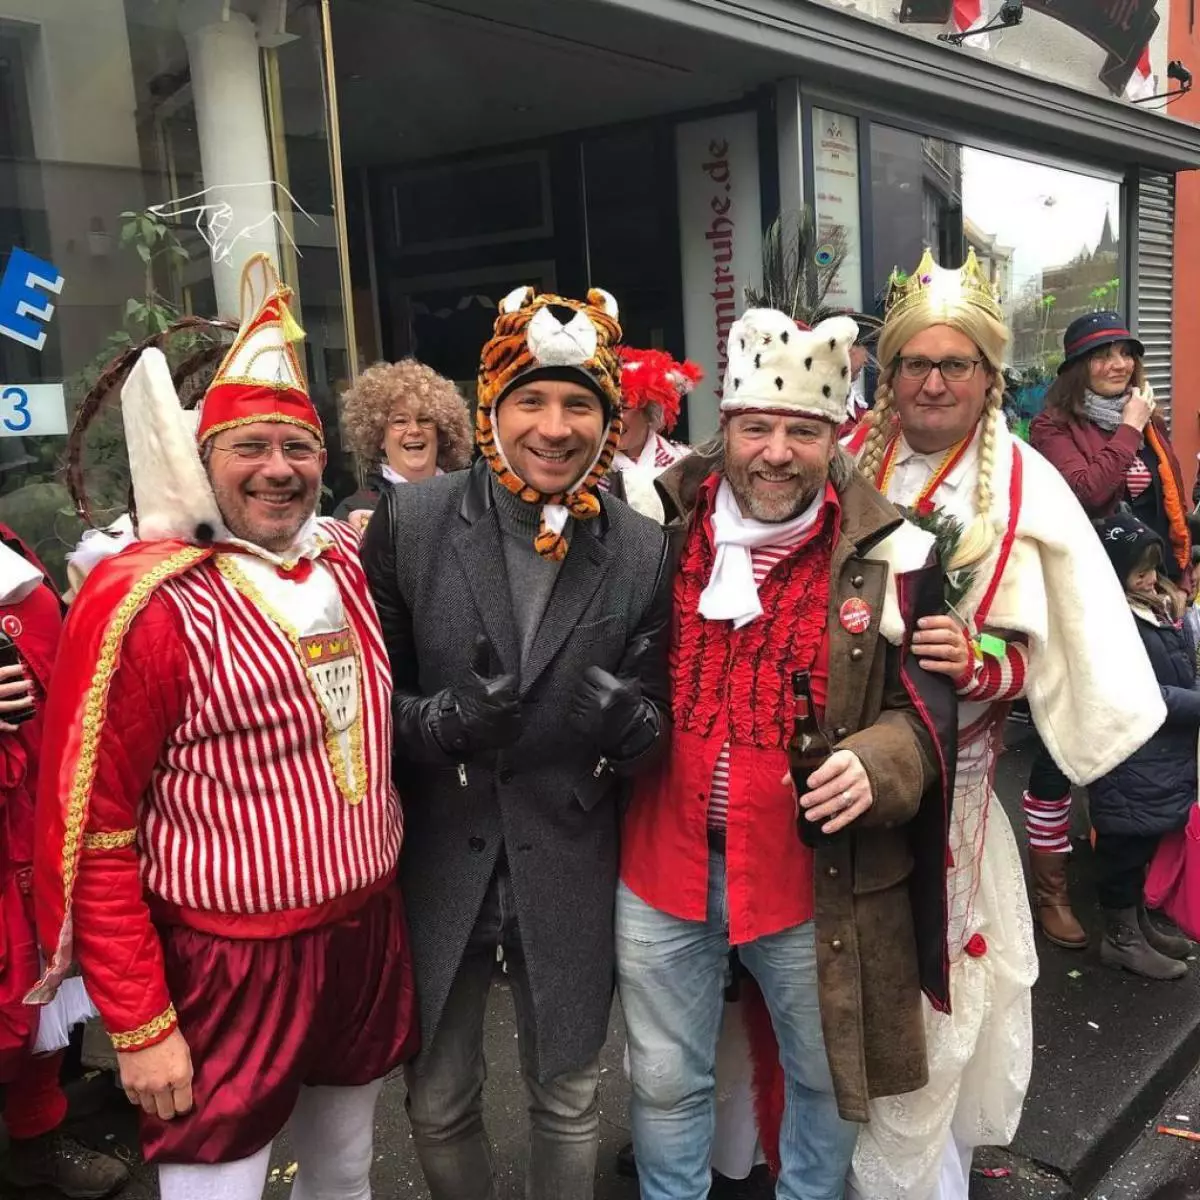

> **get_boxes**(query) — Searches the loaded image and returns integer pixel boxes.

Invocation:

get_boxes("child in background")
[1090,514,1197,980]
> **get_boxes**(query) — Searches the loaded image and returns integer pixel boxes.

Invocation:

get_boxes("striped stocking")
[1023,790,1072,854]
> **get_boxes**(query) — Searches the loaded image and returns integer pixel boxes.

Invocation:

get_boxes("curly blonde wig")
[340,358,472,472]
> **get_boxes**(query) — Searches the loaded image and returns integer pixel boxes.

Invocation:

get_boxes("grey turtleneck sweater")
[491,480,572,666]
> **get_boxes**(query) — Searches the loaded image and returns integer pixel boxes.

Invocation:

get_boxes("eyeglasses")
[212,440,322,463]
[388,414,436,431]
[896,356,983,383]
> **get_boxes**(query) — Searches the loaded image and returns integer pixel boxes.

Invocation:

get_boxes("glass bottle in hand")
[789,670,834,848]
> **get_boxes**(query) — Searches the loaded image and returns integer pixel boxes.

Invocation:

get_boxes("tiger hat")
[476,285,624,561]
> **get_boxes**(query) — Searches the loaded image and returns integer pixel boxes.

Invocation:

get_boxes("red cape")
[28,540,210,1004]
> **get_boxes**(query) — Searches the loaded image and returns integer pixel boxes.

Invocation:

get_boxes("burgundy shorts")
[143,885,418,1164]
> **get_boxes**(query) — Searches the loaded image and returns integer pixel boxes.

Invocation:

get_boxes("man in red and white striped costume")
[29,256,416,1200]
[849,248,1165,1200]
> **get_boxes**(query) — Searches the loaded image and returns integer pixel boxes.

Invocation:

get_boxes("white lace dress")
[848,709,1037,1200]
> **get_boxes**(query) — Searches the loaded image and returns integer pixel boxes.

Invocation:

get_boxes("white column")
[180,0,280,318]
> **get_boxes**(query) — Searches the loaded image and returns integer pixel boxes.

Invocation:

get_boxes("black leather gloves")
[431,635,522,756]
[567,662,659,761]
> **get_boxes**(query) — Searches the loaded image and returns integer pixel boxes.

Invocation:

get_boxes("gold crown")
[884,247,1003,324]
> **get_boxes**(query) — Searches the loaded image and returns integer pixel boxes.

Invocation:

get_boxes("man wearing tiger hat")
[28,255,416,1200]
[362,285,671,1199]
[846,248,1167,1199]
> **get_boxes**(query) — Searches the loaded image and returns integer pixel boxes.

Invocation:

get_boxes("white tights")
[158,1079,385,1200]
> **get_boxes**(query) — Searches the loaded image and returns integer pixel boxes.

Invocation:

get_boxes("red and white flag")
[1125,46,1155,101]
[953,0,991,48]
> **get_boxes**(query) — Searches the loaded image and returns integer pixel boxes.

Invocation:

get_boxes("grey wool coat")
[362,460,672,1081]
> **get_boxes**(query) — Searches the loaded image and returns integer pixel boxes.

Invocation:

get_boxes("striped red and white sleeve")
[956,638,1029,703]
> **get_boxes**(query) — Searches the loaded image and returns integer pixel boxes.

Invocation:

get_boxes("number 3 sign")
[0,384,67,436]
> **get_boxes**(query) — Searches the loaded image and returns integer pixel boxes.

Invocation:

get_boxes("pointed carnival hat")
[475,285,623,561]
[721,309,859,423]
[121,253,315,542]
[618,347,702,434]
[196,254,322,443]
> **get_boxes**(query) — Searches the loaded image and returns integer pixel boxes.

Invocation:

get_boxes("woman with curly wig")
[335,359,472,527]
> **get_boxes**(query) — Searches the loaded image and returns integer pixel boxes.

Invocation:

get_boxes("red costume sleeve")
[30,542,207,1051]
[957,639,1029,703]
[66,593,189,1050]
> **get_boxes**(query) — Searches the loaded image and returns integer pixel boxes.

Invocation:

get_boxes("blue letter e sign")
[0,248,65,352]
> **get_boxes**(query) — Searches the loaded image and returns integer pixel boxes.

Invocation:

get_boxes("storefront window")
[0,0,346,584]
[811,107,863,311]
[869,124,1122,430]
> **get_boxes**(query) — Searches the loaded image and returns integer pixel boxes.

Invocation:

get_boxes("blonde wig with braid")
[863,253,1011,573]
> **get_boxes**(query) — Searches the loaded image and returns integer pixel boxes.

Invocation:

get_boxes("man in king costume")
[846,249,1166,1199]
[28,255,417,1200]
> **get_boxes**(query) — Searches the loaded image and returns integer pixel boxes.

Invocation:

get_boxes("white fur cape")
[919,419,1164,785]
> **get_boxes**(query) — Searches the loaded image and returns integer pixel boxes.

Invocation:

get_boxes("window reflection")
[870,127,1121,433]
[0,0,347,586]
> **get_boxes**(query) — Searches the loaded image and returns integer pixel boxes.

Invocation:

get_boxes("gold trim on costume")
[214,554,368,806]
[198,414,324,444]
[111,1005,177,1051]
[60,547,209,904]
[82,829,137,851]
[208,255,309,394]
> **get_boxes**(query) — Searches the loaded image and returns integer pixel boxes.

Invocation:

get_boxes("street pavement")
[12,721,1200,1199]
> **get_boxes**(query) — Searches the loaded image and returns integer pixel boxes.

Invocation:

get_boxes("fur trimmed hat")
[722,310,858,424]
[476,286,624,561]
[618,347,702,433]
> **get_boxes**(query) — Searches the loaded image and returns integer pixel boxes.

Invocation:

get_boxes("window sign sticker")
[0,384,67,436]
[149,181,316,269]
[0,248,65,352]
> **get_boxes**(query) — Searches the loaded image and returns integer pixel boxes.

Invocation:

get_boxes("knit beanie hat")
[476,286,624,561]
[1095,513,1163,585]
[721,311,858,422]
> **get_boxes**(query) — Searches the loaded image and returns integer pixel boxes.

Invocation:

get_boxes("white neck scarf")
[698,479,824,629]
[613,432,657,473]
[381,463,444,485]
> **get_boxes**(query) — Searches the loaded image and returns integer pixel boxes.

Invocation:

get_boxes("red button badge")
[839,597,871,635]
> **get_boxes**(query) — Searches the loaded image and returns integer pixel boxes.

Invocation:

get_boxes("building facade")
[0,0,1197,581]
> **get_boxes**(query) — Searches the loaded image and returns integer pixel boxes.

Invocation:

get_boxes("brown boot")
[1029,850,1087,948]
[3,1130,129,1198]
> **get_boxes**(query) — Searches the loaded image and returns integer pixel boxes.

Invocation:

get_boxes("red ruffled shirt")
[621,477,838,944]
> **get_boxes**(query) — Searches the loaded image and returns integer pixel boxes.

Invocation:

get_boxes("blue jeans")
[616,854,857,1200]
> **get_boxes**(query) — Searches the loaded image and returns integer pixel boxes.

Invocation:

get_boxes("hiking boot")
[1140,905,1193,960]
[1029,850,1087,948]
[1101,908,1188,980]
[3,1130,129,1198]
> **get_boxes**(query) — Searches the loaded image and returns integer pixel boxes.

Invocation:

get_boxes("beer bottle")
[789,669,834,848]
[0,632,34,726]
